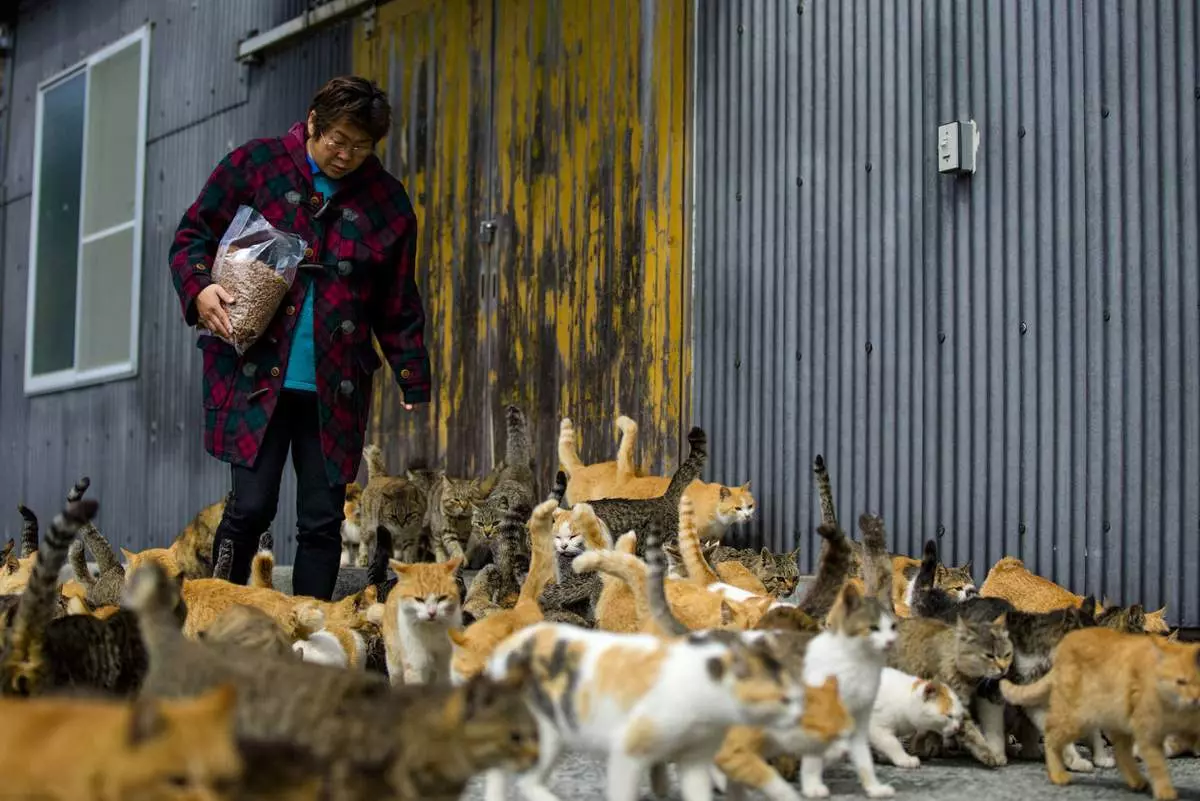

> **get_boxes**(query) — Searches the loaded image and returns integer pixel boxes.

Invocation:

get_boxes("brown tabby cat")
[1001,628,1200,800]
[359,445,432,565]
[422,465,505,563]
[468,405,538,569]
[125,559,542,801]
[0,683,243,801]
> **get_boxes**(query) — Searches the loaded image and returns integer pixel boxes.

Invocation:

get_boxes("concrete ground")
[460,752,1200,800]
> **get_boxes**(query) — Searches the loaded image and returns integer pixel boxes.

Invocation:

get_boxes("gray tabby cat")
[462,502,531,624]
[360,445,432,564]
[421,463,505,563]
[468,405,537,569]
[124,559,540,800]
[664,540,802,598]
[585,426,708,555]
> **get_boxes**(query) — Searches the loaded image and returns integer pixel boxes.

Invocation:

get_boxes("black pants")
[211,390,346,600]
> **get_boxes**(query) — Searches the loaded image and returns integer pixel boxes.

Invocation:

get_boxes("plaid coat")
[168,122,430,485]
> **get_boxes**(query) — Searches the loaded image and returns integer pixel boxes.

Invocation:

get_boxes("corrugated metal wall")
[352,0,692,489]
[0,0,354,562]
[692,0,1200,625]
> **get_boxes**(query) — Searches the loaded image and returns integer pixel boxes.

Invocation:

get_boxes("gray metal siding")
[692,0,1200,626]
[0,0,354,563]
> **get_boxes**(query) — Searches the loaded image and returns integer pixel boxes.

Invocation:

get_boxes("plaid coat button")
[285,305,296,316]
[340,320,355,335]
[399,368,411,379]
[339,380,354,395]
[270,367,281,378]
[304,247,314,259]
[337,260,352,276]
[241,363,256,377]
[194,262,208,272]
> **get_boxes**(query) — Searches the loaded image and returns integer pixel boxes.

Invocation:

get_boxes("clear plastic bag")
[206,205,308,355]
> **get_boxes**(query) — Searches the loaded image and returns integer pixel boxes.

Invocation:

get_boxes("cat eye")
[1178,678,1189,686]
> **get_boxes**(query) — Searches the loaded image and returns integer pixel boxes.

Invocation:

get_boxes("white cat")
[826,667,964,768]
[799,584,898,799]
[482,621,806,801]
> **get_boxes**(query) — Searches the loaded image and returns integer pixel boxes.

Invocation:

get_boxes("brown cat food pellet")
[214,256,291,350]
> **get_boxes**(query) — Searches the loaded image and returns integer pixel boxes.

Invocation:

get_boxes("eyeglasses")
[321,135,373,158]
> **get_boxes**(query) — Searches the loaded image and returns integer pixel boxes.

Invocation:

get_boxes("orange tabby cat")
[675,495,780,609]
[381,556,463,685]
[983,556,1170,632]
[1001,628,1200,800]
[179,576,358,640]
[448,499,558,682]
[558,415,643,505]
[0,683,242,801]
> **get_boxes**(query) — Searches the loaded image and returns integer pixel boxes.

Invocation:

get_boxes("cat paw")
[1093,753,1116,769]
[891,754,921,769]
[974,748,1005,768]
[801,783,830,799]
[865,784,896,798]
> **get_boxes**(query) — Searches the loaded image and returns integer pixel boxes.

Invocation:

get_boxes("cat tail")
[644,521,689,636]
[249,536,274,590]
[368,525,393,588]
[549,470,569,509]
[572,501,613,551]
[557,418,585,474]
[212,539,234,581]
[661,426,709,507]
[362,444,388,482]
[504,405,533,468]
[66,476,91,503]
[80,521,124,578]
[676,496,720,586]
[999,672,1053,707]
[910,538,940,614]
[516,499,559,607]
[798,523,852,619]
[615,415,640,483]
[68,539,95,588]
[858,513,894,614]
[17,504,37,558]
[572,549,653,627]
[812,454,838,529]
[0,498,98,695]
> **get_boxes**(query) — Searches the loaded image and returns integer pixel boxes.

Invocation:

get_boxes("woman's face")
[306,112,374,179]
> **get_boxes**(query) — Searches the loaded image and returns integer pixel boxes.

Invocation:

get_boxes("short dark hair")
[308,76,391,143]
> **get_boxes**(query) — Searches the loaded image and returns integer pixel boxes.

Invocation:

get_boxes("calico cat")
[381,555,463,684]
[0,683,243,801]
[0,504,39,595]
[482,619,808,801]
[359,444,432,565]
[340,480,365,566]
[124,558,542,801]
[449,499,558,682]
[1,497,170,698]
[1001,628,1200,800]
[584,426,709,556]
[125,494,226,580]
[557,414,642,506]
[468,405,538,569]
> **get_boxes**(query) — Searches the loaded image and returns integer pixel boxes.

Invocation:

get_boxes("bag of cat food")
[205,205,308,355]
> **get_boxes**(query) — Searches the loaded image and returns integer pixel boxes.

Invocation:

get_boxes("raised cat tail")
[662,427,709,507]
[798,523,852,619]
[676,495,720,586]
[999,671,1053,707]
[16,504,37,558]
[571,548,652,627]
[859,513,894,614]
[614,415,640,482]
[362,444,388,482]
[549,470,569,509]
[367,525,393,590]
[212,539,234,581]
[80,521,124,577]
[516,499,559,607]
[0,497,99,695]
[504,405,533,468]
[812,454,837,528]
[66,476,91,503]
[558,418,585,474]
[249,531,274,589]
[68,539,95,588]
[644,522,688,636]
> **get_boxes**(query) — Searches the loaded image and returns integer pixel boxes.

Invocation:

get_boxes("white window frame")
[24,24,151,396]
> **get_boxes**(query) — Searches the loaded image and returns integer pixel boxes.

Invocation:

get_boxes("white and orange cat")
[379,555,463,684]
[481,620,809,801]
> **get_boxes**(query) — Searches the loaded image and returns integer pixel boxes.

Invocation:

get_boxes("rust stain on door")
[354,0,691,484]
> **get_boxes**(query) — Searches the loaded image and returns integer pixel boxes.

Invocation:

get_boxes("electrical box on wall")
[938,119,979,174]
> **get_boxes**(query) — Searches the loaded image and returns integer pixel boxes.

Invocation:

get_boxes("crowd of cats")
[0,402,1196,801]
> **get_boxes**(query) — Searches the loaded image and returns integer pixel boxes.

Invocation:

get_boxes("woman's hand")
[196,284,235,339]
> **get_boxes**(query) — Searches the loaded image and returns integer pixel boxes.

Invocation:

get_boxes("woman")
[168,76,430,600]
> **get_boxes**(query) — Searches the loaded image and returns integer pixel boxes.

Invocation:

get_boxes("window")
[25,25,150,395]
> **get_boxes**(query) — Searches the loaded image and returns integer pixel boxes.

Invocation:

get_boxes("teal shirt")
[283,155,337,392]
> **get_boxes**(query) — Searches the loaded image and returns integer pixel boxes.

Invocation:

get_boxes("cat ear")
[760,546,772,559]
[121,547,135,563]
[921,681,941,702]
[127,696,166,745]
[1080,595,1097,619]
[741,481,752,491]
[3,553,17,574]
[443,556,464,574]
[388,559,412,575]
[719,486,731,501]
[1129,604,1146,628]
[720,601,735,626]
[991,612,1007,628]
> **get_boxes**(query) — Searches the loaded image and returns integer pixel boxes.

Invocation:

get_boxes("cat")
[1001,627,1200,800]
[0,683,243,801]
[422,464,506,564]
[482,619,809,801]
[200,602,304,658]
[449,499,558,682]
[668,541,800,598]
[583,426,709,556]
[0,504,39,595]
[339,480,364,566]
[557,414,643,506]
[538,475,608,626]
[124,493,227,580]
[0,496,171,698]
[123,557,542,801]
[468,405,538,569]
[825,667,965,769]
[462,503,529,624]
[380,555,463,684]
[1099,601,1151,633]
[359,444,432,565]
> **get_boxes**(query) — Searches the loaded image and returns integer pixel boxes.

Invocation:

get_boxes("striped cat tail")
[662,427,708,507]
[557,418,585,474]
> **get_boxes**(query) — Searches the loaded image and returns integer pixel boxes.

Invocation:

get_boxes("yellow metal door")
[355,0,691,481]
